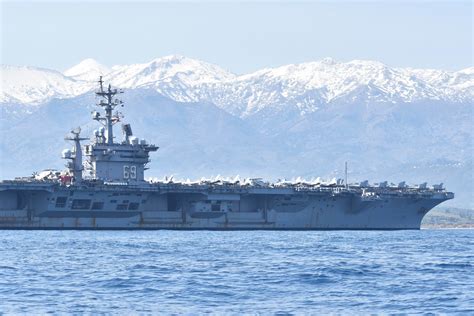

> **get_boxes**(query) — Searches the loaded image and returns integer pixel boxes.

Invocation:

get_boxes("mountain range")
[1,56,472,208]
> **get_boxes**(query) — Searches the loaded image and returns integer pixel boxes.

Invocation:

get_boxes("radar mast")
[93,76,123,144]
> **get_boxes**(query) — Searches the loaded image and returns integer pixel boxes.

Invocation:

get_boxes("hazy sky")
[1,1,472,73]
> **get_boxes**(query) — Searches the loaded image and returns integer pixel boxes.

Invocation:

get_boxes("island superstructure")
[0,78,454,229]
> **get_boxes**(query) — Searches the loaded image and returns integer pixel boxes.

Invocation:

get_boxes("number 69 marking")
[123,165,137,179]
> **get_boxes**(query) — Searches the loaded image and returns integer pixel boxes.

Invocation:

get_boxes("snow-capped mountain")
[64,58,111,81]
[211,59,473,117]
[107,55,236,102]
[2,55,472,110]
[0,65,91,104]
[0,56,472,208]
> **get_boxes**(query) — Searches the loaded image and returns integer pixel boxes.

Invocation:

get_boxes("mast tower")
[93,76,123,144]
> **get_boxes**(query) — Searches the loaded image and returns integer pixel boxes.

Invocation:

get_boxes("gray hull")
[0,182,453,230]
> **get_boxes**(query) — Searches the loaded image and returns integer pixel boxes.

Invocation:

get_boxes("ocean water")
[0,230,473,314]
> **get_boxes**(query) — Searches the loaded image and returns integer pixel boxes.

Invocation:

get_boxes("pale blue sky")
[1,1,472,73]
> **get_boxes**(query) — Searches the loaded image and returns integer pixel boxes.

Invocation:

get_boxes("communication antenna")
[345,161,348,189]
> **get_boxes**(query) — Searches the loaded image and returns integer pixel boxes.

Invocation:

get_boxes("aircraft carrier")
[0,78,454,230]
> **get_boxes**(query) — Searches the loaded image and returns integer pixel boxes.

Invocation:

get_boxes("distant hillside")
[422,208,474,228]
[1,56,472,209]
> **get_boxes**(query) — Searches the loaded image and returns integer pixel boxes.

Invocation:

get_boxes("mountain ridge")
[2,56,472,110]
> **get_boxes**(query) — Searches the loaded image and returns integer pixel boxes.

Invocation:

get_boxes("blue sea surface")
[0,230,473,314]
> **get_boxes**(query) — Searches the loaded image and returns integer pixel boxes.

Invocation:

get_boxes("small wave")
[435,263,472,269]
[296,272,333,284]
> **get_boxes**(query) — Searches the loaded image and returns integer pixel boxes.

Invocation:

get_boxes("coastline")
[421,207,474,229]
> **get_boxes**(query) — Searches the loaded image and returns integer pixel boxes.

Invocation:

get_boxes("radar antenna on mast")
[98,76,104,93]
[64,127,88,184]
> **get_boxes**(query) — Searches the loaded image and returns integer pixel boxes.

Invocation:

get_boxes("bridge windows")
[72,199,91,210]
[91,202,104,210]
[55,197,68,208]
[116,204,128,210]
[128,202,139,210]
